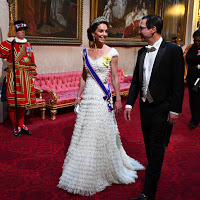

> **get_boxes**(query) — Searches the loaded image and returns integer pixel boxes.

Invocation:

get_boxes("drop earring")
[93,35,95,41]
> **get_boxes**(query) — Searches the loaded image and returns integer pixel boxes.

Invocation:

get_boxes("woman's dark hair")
[87,16,108,41]
[193,30,200,38]
[142,15,163,34]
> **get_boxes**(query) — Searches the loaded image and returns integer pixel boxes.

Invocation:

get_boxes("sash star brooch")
[103,55,112,67]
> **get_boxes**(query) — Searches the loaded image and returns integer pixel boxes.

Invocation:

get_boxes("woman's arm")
[74,66,86,105]
[111,56,122,114]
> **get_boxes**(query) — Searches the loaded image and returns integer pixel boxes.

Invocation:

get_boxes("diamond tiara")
[90,16,108,26]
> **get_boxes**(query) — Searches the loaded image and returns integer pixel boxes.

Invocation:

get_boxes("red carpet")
[0,87,199,200]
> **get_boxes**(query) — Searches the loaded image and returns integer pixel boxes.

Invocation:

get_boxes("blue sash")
[83,48,113,111]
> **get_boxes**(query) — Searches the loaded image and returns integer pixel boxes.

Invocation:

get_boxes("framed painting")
[90,0,161,46]
[10,0,83,45]
[161,0,188,45]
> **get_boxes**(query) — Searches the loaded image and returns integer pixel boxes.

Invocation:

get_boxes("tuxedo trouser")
[139,99,173,198]
[188,83,200,126]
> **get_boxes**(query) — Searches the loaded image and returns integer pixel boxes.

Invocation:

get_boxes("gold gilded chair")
[26,88,46,120]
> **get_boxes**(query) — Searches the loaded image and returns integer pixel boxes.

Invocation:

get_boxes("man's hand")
[168,112,178,124]
[124,108,131,122]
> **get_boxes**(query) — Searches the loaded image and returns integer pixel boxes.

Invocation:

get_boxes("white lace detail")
[58,48,144,196]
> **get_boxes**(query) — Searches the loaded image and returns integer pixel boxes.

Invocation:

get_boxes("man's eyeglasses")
[139,26,147,31]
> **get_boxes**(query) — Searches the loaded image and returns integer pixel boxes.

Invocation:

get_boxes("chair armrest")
[36,89,58,106]
[35,87,43,99]
[49,90,57,105]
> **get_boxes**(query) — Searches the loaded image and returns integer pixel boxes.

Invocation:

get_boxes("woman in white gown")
[58,16,144,196]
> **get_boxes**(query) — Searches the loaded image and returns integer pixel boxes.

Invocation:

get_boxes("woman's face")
[93,23,108,43]
[194,36,200,49]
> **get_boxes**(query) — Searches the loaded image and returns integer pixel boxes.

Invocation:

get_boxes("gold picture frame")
[90,0,188,46]
[10,0,83,45]
[90,0,161,46]
[161,0,188,45]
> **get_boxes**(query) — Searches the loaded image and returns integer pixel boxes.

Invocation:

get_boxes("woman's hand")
[114,99,122,115]
[74,97,81,106]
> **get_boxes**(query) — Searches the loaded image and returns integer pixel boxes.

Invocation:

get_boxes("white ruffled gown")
[58,48,144,196]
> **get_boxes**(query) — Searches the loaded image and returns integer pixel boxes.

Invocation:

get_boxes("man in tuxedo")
[124,15,185,200]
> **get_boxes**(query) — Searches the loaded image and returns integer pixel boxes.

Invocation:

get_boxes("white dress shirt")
[141,37,163,102]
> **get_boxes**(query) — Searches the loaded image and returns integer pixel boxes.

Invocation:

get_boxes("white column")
[184,0,199,48]
[0,0,9,122]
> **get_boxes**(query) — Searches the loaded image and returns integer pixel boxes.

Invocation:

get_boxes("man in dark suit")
[124,15,185,200]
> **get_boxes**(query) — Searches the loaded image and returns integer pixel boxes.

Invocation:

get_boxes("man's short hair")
[142,15,163,34]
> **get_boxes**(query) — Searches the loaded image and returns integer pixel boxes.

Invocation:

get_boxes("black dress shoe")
[133,194,148,200]
[21,125,32,135]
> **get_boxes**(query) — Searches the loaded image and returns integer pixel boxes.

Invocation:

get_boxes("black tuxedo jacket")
[126,40,185,113]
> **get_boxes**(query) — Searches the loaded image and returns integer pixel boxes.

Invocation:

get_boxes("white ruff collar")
[7,37,27,43]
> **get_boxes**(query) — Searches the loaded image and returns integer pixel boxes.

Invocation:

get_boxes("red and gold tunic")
[0,38,37,107]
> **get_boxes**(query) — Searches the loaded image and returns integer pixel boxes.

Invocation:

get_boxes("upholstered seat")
[34,68,132,120]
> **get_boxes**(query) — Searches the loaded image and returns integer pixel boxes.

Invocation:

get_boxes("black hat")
[14,20,29,31]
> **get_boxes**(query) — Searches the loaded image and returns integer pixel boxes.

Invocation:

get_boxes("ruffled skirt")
[58,79,144,196]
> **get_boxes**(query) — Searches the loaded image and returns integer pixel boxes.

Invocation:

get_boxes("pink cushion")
[108,68,125,84]
[35,71,82,93]
[36,98,45,103]
[56,91,78,105]
[35,68,132,106]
